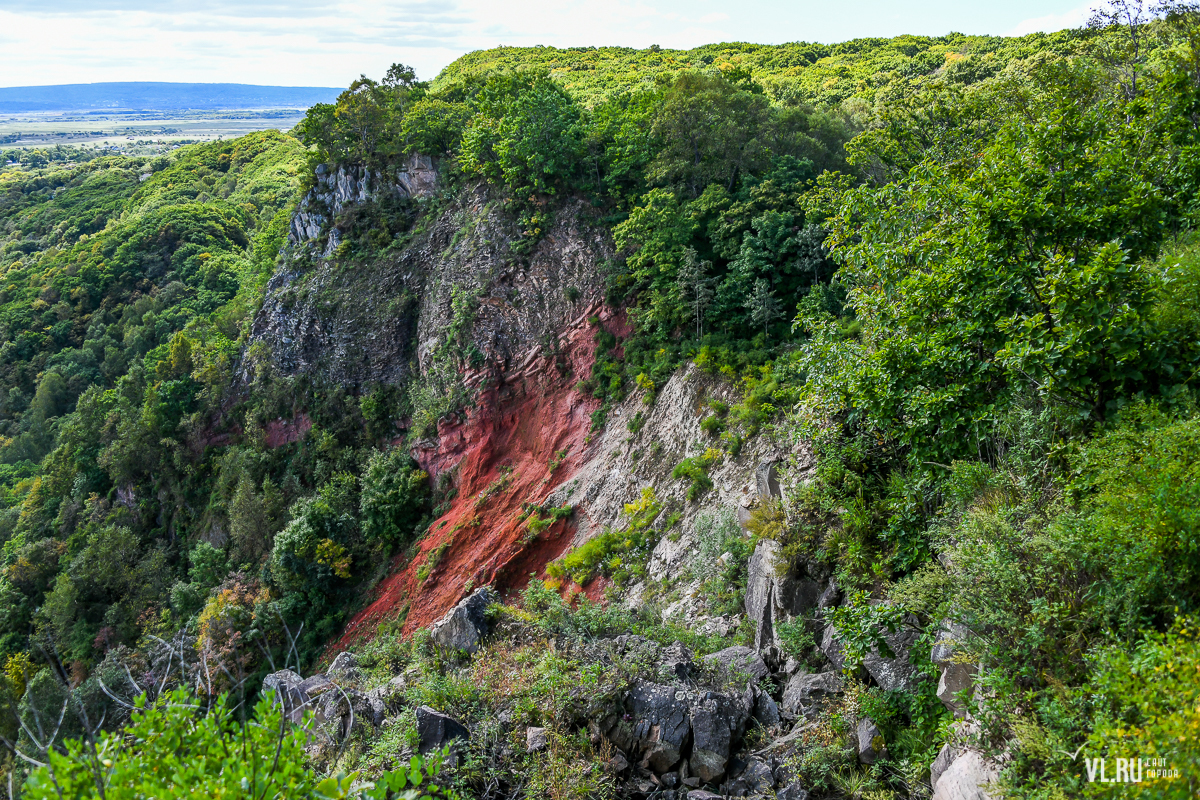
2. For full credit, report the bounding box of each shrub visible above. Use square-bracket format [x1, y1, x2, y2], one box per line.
[361, 448, 431, 546]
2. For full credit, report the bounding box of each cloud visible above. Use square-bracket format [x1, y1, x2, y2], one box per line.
[1007, 3, 1092, 36]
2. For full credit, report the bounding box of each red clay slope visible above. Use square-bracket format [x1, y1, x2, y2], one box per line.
[332, 304, 626, 649]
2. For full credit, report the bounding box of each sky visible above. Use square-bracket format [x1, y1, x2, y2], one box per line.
[0, 0, 1096, 89]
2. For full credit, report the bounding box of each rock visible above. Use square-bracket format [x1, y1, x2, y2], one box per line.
[745, 540, 779, 652]
[781, 671, 843, 716]
[430, 586, 496, 656]
[931, 750, 996, 800]
[776, 782, 809, 800]
[687, 791, 723, 800]
[526, 726, 547, 752]
[937, 662, 977, 718]
[817, 581, 841, 610]
[299, 674, 333, 698]
[703, 646, 769, 685]
[661, 641, 696, 681]
[609, 752, 629, 772]
[856, 717, 887, 765]
[415, 706, 469, 753]
[262, 669, 309, 723]
[328, 652, 360, 682]
[819, 624, 846, 672]
[931, 621, 971, 666]
[724, 757, 774, 797]
[745, 541, 822, 656]
[682, 776, 702, 788]
[690, 690, 753, 784]
[753, 690, 781, 729]
[930, 743, 959, 790]
[605, 680, 691, 773]
[862, 615, 922, 692]
[756, 461, 781, 500]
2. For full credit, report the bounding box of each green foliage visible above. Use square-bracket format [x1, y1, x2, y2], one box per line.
[546, 486, 662, 586]
[361, 448, 431, 546]
[671, 447, 722, 501]
[21, 687, 458, 799]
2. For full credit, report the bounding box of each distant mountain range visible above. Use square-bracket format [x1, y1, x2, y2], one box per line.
[0, 82, 343, 113]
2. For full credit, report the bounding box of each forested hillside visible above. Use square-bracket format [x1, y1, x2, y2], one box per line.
[2, 5, 1199, 798]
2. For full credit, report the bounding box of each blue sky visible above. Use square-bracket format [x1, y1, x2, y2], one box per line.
[0, 0, 1095, 88]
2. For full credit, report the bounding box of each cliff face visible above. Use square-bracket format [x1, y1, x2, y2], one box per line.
[253, 173, 799, 643]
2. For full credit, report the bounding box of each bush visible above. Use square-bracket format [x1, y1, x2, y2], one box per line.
[361, 448, 431, 546]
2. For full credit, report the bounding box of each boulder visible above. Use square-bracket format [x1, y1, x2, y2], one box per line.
[819, 624, 846, 672]
[416, 706, 469, 753]
[931, 750, 996, 800]
[605, 680, 691, 773]
[314, 687, 384, 739]
[526, 726, 547, 752]
[430, 586, 496, 655]
[262, 669, 309, 724]
[327, 652, 360, 683]
[745, 540, 822, 655]
[753, 690, 781, 729]
[777, 783, 809, 800]
[703, 646, 769, 685]
[781, 671, 843, 717]
[689, 690, 753, 783]
[856, 717, 887, 765]
[660, 641, 696, 681]
[745, 540, 780, 652]
[862, 615, 922, 692]
[817, 581, 841, 611]
[931, 621, 971, 666]
[930, 743, 959, 791]
[937, 662, 977, 718]
[724, 757, 774, 797]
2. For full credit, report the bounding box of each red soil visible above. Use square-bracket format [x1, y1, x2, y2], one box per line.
[264, 413, 312, 449]
[331, 304, 626, 650]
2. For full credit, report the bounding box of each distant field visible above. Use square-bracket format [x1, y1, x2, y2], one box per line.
[0, 108, 308, 153]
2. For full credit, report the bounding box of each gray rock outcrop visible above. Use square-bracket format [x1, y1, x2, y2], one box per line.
[416, 706, 470, 753]
[856, 717, 887, 765]
[931, 750, 996, 800]
[781, 671, 843, 716]
[703, 645, 769, 685]
[689, 689, 753, 783]
[430, 586, 496, 655]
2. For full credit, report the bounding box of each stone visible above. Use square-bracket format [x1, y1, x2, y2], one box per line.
[753, 690, 781, 729]
[526, 726, 548, 752]
[689, 690, 753, 783]
[937, 662, 977, 718]
[817, 581, 841, 610]
[819, 624, 846, 672]
[262, 669, 309, 724]
[328, 652, 360, 682]
[781, 671, 843, 716]
[745, 540, 780, 652]
[856, 717, 887, 765]
[687, 791, 723, 800]
[724, 757, 774, 797]
[931, 621, 971, 666]
[609, 752, 629, 772]
[703, 646, 770, 685]
[415, 706, 469, 753]
[930, 743, 959, 791]
[682, 776, 701, 788]
[604, 680, 691, 773]
[862, 614, 922, 692]
[429, 586, 496, 656]
[756, 460, 781, 500]
[931, 750, 996, 800]
[777, 782, 809, 800]
[661, 641, 696, 681]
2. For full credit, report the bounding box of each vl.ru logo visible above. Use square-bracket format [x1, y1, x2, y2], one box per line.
[1083, 757, 1180, 783]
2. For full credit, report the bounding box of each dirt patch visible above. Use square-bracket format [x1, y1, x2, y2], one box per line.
[264, 412, 312, 449]
[331, 308, 611, 651]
